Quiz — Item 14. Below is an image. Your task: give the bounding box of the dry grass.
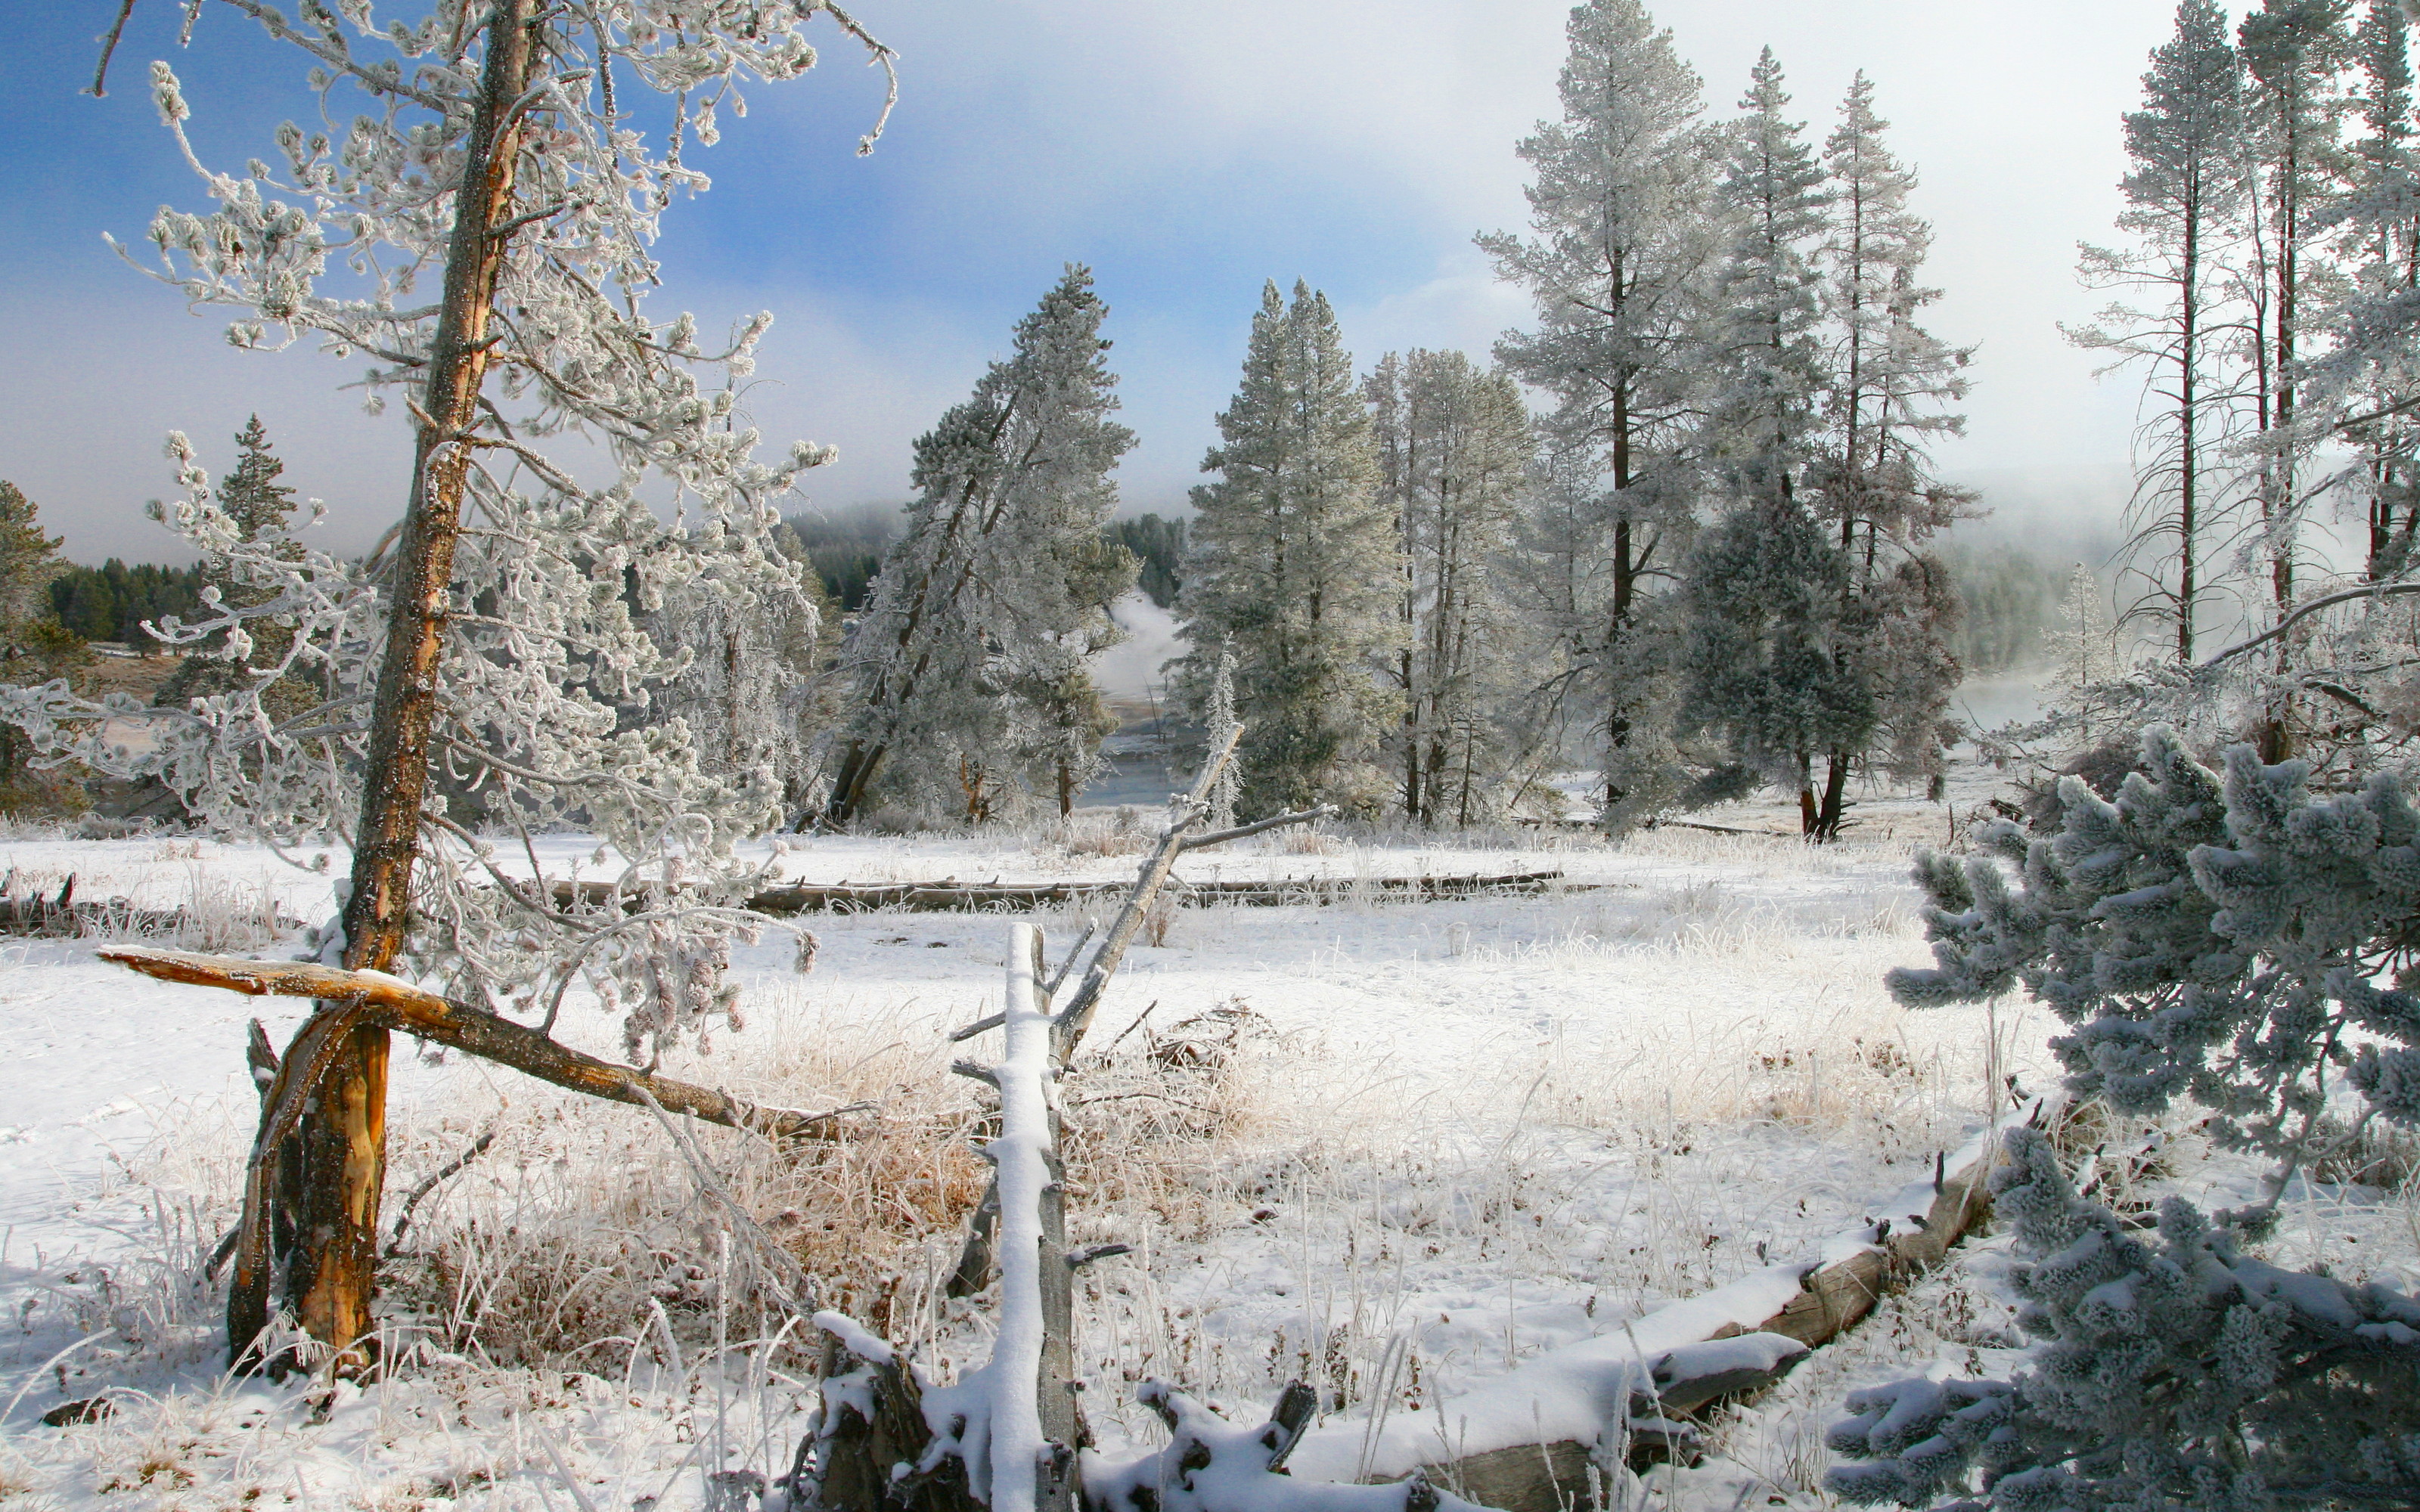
[378,985,991,1370]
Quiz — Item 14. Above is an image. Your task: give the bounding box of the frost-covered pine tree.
[2339,0,2420,580]
[1853,730,2420,1505]
[1366,349,1541,826]
[1826,1126,2420,1511]
[1892,726,2420,1184]
[2238,0,2353,761]
[1814,73,1972,798]
[823,265,1138,826]
[1176,280,1398,816]
[1205,640,1239,829]
[0,0,890,1363]
[2040,562,2126,743]
[2067,0,2248,663]
[1680,50,1869,837]
[0,482,85,810]
[1480,0,1719,821]
[154,416,312,719]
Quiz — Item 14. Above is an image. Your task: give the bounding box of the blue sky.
[0,1,2176,563]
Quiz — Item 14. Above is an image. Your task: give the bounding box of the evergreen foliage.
[1108,513,1186,609]
[1480,0,1717,822]
[0,482,87,810]
[154,416,313,717]
[783,503,898,612]
[1826,1126,2420,1511]
[1937,543,2069,675]
[1890,726,2420,1176]
[1678,498,1871,813]
[825,265,1138,825]
[48,559,209,646]
[1177,280,1397,816]
[1813,73,1971,795]
[2068,0,2246,664]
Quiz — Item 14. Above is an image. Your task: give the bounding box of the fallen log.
[744,869,1583,915]
[1281,1112,2030,1512]
[95,946,861,1141]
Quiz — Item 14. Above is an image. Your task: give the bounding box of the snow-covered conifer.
[1677,495,1870,832]
[1827,1126,2420,1510]
[1367,349,1543,826]
[1479,0,1720,820]
[2068,1,2249,662]
[0,482,85,810]
[1814,73,1972,798]
[154,417,312,718]
[1706,48,1830,508]
[1177,281,1397,816]
[824,265,1138,826]
[1681,51,1863,835]
[2238,0,2354,760]
[1892,727,2420,1181]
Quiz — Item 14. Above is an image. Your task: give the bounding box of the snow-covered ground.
[0,759,2412,1510]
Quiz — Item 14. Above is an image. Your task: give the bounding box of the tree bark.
[232,0,540,1371]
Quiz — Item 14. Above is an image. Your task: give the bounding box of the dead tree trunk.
[228,0,542,1369]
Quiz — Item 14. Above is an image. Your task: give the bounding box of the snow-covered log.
[1084,1381,1497,1512]
[741,869,1570,916]
[1282,1111,2023,1509]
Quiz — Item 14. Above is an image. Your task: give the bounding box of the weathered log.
[740,869,1581,916]
[0,896,203,938]
[1748,1154,1994,1350]
[96,947,859,1141]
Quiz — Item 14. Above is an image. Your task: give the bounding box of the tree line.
[808,8,1983,838]
[2057,0,2420,779]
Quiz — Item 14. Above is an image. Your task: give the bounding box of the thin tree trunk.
[231,0,538,1372]
[1815,752,1851,843]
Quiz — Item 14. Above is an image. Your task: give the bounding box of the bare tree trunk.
[231,0,538,1372]
[1814,751,1850,843]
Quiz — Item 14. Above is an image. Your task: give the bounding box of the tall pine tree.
[1177,280,1397,816]
[1367,350,1540,826]
[1480,0,1718,819]
[2238,0,2351,760]
[1815,73,1972,799]
[1682,50,1864,836]
[825,265,1138,825]
[2068,1,2248,662]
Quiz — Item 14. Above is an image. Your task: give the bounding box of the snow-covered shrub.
[1889,725,2420,1184]
[1825,1126,2420,1510]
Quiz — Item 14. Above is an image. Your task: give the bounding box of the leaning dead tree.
[9,0,892,1371]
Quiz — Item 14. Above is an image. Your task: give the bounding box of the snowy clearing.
[0,781,2412,1510]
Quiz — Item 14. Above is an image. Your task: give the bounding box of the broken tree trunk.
[101,947,860,1142]
[951,732,1319,1297]
[219,0,542,1374]
[1049,727,1247,1063]
[798,923,1081,1512]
